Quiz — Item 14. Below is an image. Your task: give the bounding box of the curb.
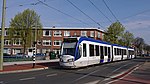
[0,67,49,74]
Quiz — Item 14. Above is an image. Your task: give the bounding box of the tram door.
[100,46,104,63]
[83,43,88,66]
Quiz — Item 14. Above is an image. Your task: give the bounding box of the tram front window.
[62,42,76,56]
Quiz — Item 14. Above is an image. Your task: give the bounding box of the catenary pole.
[0,0,6,70]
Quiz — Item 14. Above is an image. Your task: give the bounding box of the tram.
[59,37,135,68]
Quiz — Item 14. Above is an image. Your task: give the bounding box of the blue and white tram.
[59,37,134,68]
[128,48,135,59]
[112,44,128,61]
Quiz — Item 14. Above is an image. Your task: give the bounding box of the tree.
[133,37,145,55]
[8,9,42,56]
[143,44,150,54]
[120,31,134,47]
[104,21,125,44]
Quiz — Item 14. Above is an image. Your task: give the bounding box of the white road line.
[98,62,134,83]
[106,64,140,84]
[74,67,107,82]
[111,62,132,73]
[85,80,100,84]
[77,69,84,71]
[46,73,57,77]
[19,77,35,81]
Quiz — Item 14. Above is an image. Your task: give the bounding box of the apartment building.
[1,27,105,55]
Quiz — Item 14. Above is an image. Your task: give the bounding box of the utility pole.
[0,0,6,70]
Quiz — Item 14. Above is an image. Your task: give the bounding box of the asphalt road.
[0,58,148,84]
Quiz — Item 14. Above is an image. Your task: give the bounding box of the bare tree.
[133,37,145,55]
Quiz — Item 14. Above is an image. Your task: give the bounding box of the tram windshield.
[62,42,76,56]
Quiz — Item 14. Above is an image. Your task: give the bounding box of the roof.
[2,27,105,32]
[43,27,104,32]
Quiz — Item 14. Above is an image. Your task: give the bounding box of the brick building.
[1,27,105,55]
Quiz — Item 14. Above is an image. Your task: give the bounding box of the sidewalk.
[0,59,59,74]
[110,58,150,84]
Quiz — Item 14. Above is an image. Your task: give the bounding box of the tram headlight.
[67,58,74,62]
[60,58,63,62]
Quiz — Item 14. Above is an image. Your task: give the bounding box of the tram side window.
[132,51,134,55]
[89,44,94,56]
[117,48,119,55]
[123,49,126,55]
[104,46,107,56]
[100,46,104,56]
[118,48,120,55]
[121,49,123,55]
[108,47,110,56]
[95,45,99,56]
[120,49,122,55]
[83,44,87,57]
[129,50,131,55]
[114,48,116,55]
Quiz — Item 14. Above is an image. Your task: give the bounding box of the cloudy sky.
[0,0,150,44]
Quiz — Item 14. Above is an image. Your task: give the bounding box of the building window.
[4,39,11,45]
[43,30,51,36]
[13,39,22,45]
[37,40,42,45]
[81,31,87,36]
[42,49,50,54]
[74,32,77,36]
[90,31,94,37]
[54,40,62,46]
[14,31,20,36]
[36,49,40,53]
[64,31,70,36]
[5,30,9,36]
[98,32,101,38]
[102,33,104,40]
[43,40,51,46]
[54,31,62,37]
[53,49,60,55]
[13,49,21,54]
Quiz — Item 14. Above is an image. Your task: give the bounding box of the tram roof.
[78,37,112,45]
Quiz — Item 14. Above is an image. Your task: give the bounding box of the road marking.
[111,62,132,73]
[74,67,107,82]
[19,77,35,81]
[77,69,84,71]
[46,73,57,77]
[98,62,135,83]
[106,64,140,84]
[85,80,100,84]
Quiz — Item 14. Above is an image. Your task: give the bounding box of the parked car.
[34,53,46,60]
[3,53,11,56]
[16,53,29,58]
[3,53,11,58]
[34,53,46,57]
